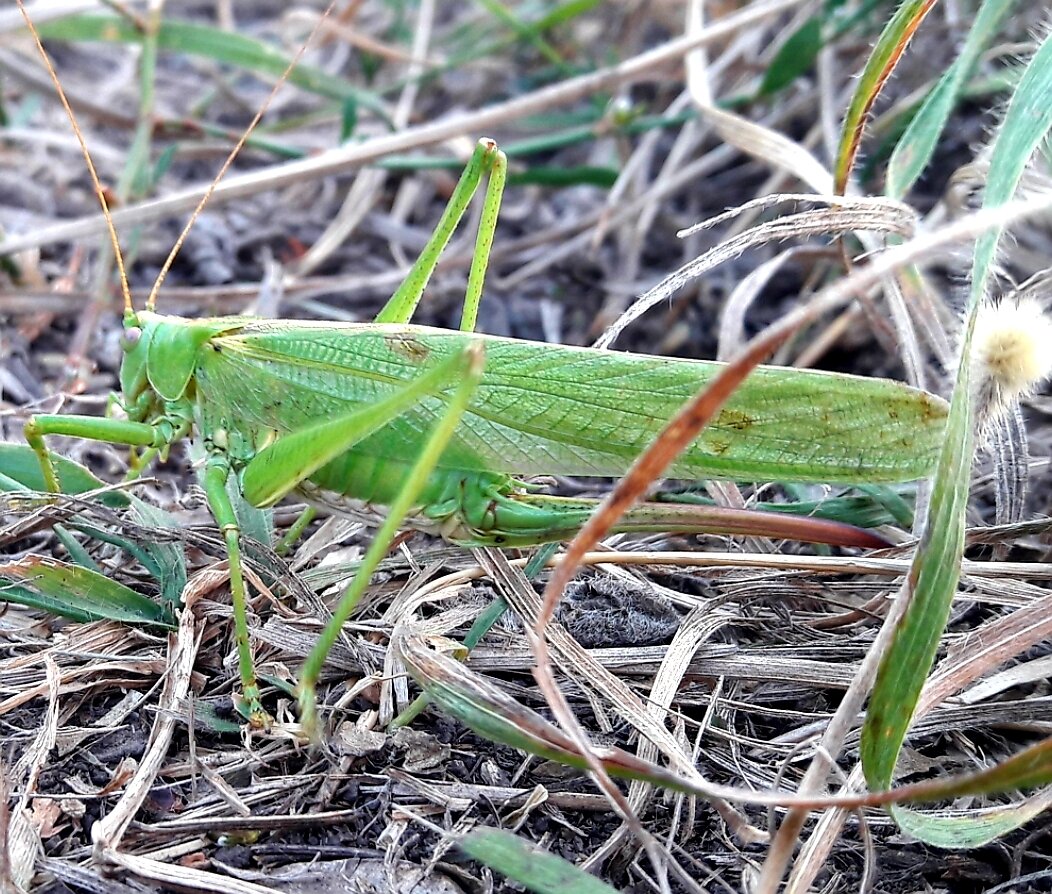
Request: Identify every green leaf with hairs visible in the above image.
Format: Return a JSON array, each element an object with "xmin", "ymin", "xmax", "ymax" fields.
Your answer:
[{"xmin": 0, "ymin": 556, "xmax": 172, "ymax": 626}]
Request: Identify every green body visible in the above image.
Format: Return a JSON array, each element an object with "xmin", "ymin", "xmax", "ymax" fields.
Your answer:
[{"xmin": 133, "ymin": 312, "xmax": 946, "ymax": 544}]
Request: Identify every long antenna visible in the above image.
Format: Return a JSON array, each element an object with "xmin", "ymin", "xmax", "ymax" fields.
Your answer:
[
  {"xmin": 145, "ymin": 2, "xmax": 340, "ymax": 312},
  {"xmin": 18, "ymin": 0, "xmax": 133, "ymax": 315}
]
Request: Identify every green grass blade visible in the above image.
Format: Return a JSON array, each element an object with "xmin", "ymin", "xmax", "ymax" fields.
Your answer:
[
  {"xmin": 472, "ymin": 0, "xmax": 567, "ymax": 68},
  {"xmin": 54, "ymin": 529, "xmax": 100, "ymax": 573},
  {"xmin": 885, "ymin": 0, "xmax": 1015, "ymax": 198},
  {"xmin": 892, "ymin": 801, "xmax": 1052, "ymax": 849},
  {"xmin": 862, "ymin": 27, "xmax": 1052, "ymax": 847},
  {"xmin": 894, "ymin": 739, "xmax": 1052, "ymax": 848},
  {"xmin": 64, "ymin": 519, "xmax": 161, "ymax": 580},
  {"xmin": 459, "ymin": 828, "xmax": 621, "ymax": 894},
  {"xmin": 0, "ymin": 445, "xmax": 186, "ymax": 608},
  {"xmin": 119, "ymin": 1, "xmax": 161, "ymax": 201},
  {"xmin": 0, "ymin": 445, "xmax": 185, "ymax": 598},
  {"xmin": 758, "ymin": 16, "xmax": 823, "ymax": 97},
  {"xmin": 0, "ymin": 580, "xmax": 105, "ymax": 625},
  {"xmin": 0, "ymin": 556, "xmax": 172, "ymax": 626},
  {"xmin": 834, "ymin": 0, "xmax": 938, "ymax": 193},
  {"xmin": 128, "ymin": 498, "xmax": 188, "ymax": 609},
  {"xmin": 893, "ymin": 737, "xmax": 1052, "ymax": 846},
  {"xmin": 890, "ymin": 738, "xmax": 1052, "ymax": 847},
  {"xmin": 509, "ymin": 165, "xmax": 618, "ymax": 188},
  {"xmin": 968, "ymin": 47, "xmax": 1052, "ymax": 307},
  {"xmin": 859, "ymin": 342, "xmax": 973, "ymax": 787},
  {"xmin": 532, "ymin": 0, "xmax": 604, "ymax": 31},
  {"xmin": 228, "ymin": 475, "xmax": 273, "ymax": 550}
]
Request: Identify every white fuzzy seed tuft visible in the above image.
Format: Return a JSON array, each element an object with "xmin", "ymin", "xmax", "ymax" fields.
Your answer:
[{"xmin": 973, "ymin": 297, "xmax": 1052, "ymax": 399}]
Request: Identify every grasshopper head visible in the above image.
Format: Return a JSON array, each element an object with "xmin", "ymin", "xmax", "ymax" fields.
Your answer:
[
  {"xmin": 117, "ymin": 310, "xmax": 205, "ymax": 421},
  {"xmin": 118, "ymin": 311, "xmax": 245, "ymax": 421},
  {"xmin": 119, "ymin": 310, "xmax": 156, "ymax": 423}
]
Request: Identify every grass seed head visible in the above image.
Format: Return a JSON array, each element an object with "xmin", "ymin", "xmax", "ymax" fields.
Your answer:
[{"xmin": 971, "ymin": 295, "xmax": 1052, "ymax": 433}]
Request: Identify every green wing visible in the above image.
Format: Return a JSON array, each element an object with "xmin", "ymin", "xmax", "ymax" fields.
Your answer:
[{"xmin": 195, "ymin": 321, "xmax": 947, "ymax": 485}]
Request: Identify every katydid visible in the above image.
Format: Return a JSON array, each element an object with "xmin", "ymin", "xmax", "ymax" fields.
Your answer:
[{"xmin": 11, "ymin": 17, "xmax": 949, "ymax": 730}]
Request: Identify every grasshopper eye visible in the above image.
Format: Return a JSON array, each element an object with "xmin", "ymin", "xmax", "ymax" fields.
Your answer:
[{"xmin": 121, "ymin": 327, "xmax": 142, "ymax": 351}]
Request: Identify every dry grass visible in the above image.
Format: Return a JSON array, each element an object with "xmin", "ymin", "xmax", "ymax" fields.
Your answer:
[{"xmin": 3, "ymin": 2, "xmax": 1052, "ymax": 893}]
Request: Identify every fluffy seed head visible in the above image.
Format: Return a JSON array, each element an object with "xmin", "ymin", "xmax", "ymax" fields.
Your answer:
[
  {"xmin": 973, "ymin": 297, "xmax": 1052, "ymax": 398},
  {"xmin": 971, "ymin": 296, "xmax": 1052, "ymax": 433}
]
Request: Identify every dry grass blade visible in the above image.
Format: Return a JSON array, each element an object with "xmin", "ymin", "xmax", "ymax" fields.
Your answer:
[
  {"xmin": 596, "ymin": 195, "xmax": 916, "ymax": 348},
  {"xmin": 90, "ymin": 565, "xmax": 211, "ymax": 858},
  {"xmin": 6, "ymin": 657, "xmax": 60, "ymax": 891}
]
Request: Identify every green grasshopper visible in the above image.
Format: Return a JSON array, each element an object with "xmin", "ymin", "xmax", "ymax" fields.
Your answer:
[{"xmin": 10, "ymin": 17, "xmax": 948, "ymax": 731}]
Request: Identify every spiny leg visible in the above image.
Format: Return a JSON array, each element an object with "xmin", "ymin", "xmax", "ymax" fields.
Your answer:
[
  {"xmin": 163, "ymin": 342, "xmax": 485, "ymax": 729},
  {"xmin": 226, "ymin": 341, "xmax": 485, "ymax": 731},
  {"xmin": 201, "ymin": 455, "xmax": 269, "ymax": 727},
  {"xmin": 373, "ymin": 138, "xmax": 507, "ymax": 332},
  {"xmin": 459, "ymin": 145, "xmax": 507, "ymax": 333},
  {"xmin": 296, "ymin": 342, "xmax": 487, "ymax": 738},
  {"xmin": 25, "ymin": 415, "xmax": 166, "ymax": 493}
]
